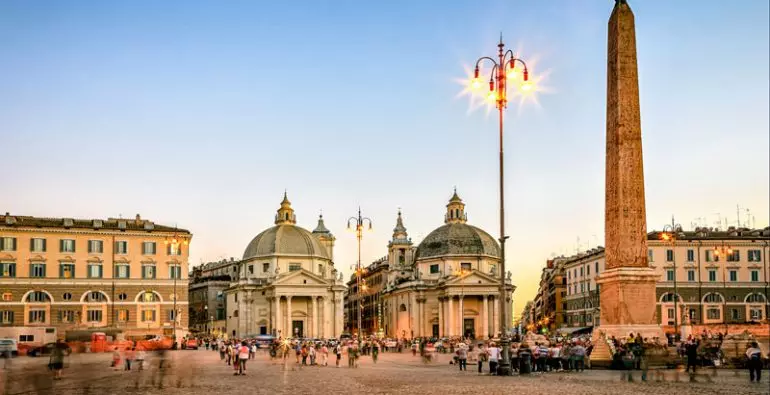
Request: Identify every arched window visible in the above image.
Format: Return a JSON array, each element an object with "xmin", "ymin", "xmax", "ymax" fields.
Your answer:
[
  {"xmin": 84, "ymin": 291, "xmax": 108, "ymax": 302},
  {"xmin": 746, "ymin": 293, "xmax": 767, "ymax": 303},
  {"xmin": 399, "ymin": 304, "xmax": 407, "ymax": 312},
  {"xmin": 233, "ymin": 310, "xmax": 239, "ymax": 318},
  {"xmin": 139, "ymin": 291, "xmax": 160, "ymax": 303},
  {"xmin": 25, "ymin": 291, "xmax": 51, "ymax": 303},
  {"xmin": 661, "ymin": 293, "xmax": 681, "ymax": 303},
  {"xmin": 703, "ymin": 293, "xmax": 724, "ymax": 303}
]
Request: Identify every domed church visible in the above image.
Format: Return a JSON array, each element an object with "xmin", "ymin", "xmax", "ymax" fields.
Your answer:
[
  {"xmin": 226, "ymin": 193, "xmax": 346, "ymax": 338},
  {"xmin": 381, "ymin": 190, "xmax": 515, "ymax": 340}
]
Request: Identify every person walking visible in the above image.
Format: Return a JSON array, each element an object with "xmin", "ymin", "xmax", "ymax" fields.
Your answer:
[
  {"xmin": 321, "ymin": 343, "xmax": 329, "ymax": 366},
  {"xmin": 684, "ymin": 337, "xmax": 699, "ymax": 374},
  {"xmin": 237, "ymin": 341, "xmax": 250, "ymax": 375},
  {"xmin": 456, "ymin": 343, "xmax": 468, "ymax": 371},
  {"xmin": 124, "ymin": 347, "xmax": 135, "ymax": 371},
  {"xmin": 371, "ymin": 341, "xmax": 379, "ymax": 364},
  {"xmin": 49, "ymin": 339, "xmax": 67, "ymax": 380},
  {"xmin": 487, "ymin": 342, "xmax": 500, "ymax": 376},
  {"xmin": 745, "ymin": 342, "xmax": 763, "ymax": 383},
  {"xmin": 309, "ymin": 344, "xmax": 316, "ymax": 366},
  {"xmin": 335, "ymin": 343, "xmax": 342, "ymax": 368},
  {"xmin": 477, "ymin": 344, "xmax": 488, "ymax": 374}
]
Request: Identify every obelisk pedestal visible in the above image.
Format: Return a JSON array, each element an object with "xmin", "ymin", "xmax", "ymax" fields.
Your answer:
[{"xmin": 591, "ymin": 0, "xmax": 664, "ymax": 367}]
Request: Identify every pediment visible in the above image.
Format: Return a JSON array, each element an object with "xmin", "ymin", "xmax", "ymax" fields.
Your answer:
[
  {"xmin": 273, "ymin": 269, "xmax": 329, "ymax": 286},
  {"xmin": 58, "ymin": 255, "xmax": 75, "ymax": 263},
  {"xmin": 0, "ymin": 253, "xmax": 15, "ymax": 261},
  {"xmin": 446, "ymin": 270, "xmax": 499, "ymax": 286},
  {"xmin": 141, "ymin": 258, "xmax": 158, "ymax": 265},
  {"xmin": 114, "ymin": 256, "xmax": 130, "ymax": 264},
  {"xmin": 86, "ymin": 256, "xmax": 104, "ymax": 263}
]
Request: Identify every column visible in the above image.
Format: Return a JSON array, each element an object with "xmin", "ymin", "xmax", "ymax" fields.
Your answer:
[
  {"xmin": 311, "ymin": 296, "xmax": 317, "ymax": 338},
  {"xmin": 409, "ymin": 293, "xmax": 417, "ymax": 338},
  {"xmin": 492, "ymin": 296, "xmax": 499, "ymax": 336},
  {"xmin": 482, "ymin": 295, "xmax": 489, "ymax": 339},
  {"xmin": 446, "ymin": 295, "xmax": 455, "ymax": 336},
  {"xmin": 275, "ymin": 296, "xmax": 282, "ymax": 336},
  {"xmin": 334, "ymin": 293, "xmax": 343, "ymax": 338},
  {"xmin": 319, "ymin": 297, "xmax": 326, "ymax": 338},
  {"xmin": 286, "ymin": 295, "xmax": 293, "ymax": 337},
  {"xmin": 438, "ymin": 298, "xmax": 444, "ymax": 337},
  {"xmin": 458, "ymin": 295, "xmax": 464, "ymax": 337}
]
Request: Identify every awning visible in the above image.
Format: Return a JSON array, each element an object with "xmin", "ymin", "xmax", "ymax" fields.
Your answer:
[{"xmin": 556, "ymin": 326, "xmax": 592, "ymax": 335}]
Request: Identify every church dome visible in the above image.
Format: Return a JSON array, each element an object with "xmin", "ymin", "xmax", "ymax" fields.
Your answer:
[
  {"xmin": 414, "ymin": 189, "xmax": 500, "ymax": 260},
  {"xmin": 242, "ymin": 192, "xmax": 329, "ymax": 261},
  {"xmin": 415, "ymin": 223, "xmax": 500, "ymax": 260},
  {"xmin": 242, "ymin": 224, "xmax": 329, "ymax": 260}
]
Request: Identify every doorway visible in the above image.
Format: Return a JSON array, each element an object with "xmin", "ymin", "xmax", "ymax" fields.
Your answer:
[
  {"xmin": 463, "ymin": 318, "xmax": 475, "ymax": 339},
  {"xmin": 432, "ymin": 324, "xmax": 439, "ymax": 338},
  {"xmin": 292, "ymin": 320, "xmax": 304, "ymax": 338}
]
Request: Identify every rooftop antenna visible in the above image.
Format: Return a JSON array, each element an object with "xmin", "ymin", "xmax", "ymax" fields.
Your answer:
[
  {"xmin": 736, "ymin": 204, "xmax": 742, "ymax": 227},
  {"xmin": 713, "ymin": 213, "xmax": 722, "ymax": 230}
]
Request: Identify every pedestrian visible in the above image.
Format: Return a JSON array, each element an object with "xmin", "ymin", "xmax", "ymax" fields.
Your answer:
[
  {"xmin": 124, "ymin": 347, "xmax": 135, "ymax": 371},
  {"xmin": 684, "ymin": 337, "xmax": 699, "ymax": 373},
  {"xmin": 321, "ymin": 343, "xmax": 329, "ymax": 366},
  {"xmin": 572, "ymin": 341, "xmax": 586, "ymax": 372},
  {"xmin": 477, "ymin": 343, "xmax": 488, "ymax": 374},
  {"xmin": 219, "ymin": 342, "xmax": 226, "ymax": 361},
  {"xmin": 372, "ymin": 341, "xmax": 379, "ymax": 364},
  {"xmin": 309, "ymin": 344, "xmax": 316, "ymax": 366},
  {"xmin": 301, "ymin": 343, "xmax": 309, "ymax": 365},
  {"xmin": 136, "ymin": 347, "xmax": 146, "ymax": 371},
  {"xmin": 250, "ymin": 343, "xmax": 256, "ymax": 360},
  {"xmin": 456, "ymin": 343, "xmax": 468, "ymax": 371},
  {"xmin": 745, "ymin": 342, "xmax": 763, "ymax": 383},
  {"xmin": 48, "ymin": 339, "xmax": 66, "ymax": 380},
  {"xmin": 335, "ymin": 343, "xmax": 342, "ymax": 368},
  {"xmin": 238, "ymin": 341, "xmax": 250, "ymax": 375},
  {"xmin": 487, "ymin": 342, "xmax": 500, "ymax": 375},
  {"xmin": 111, "ymin": 347, "xmax": 122, "ymax": 371}
]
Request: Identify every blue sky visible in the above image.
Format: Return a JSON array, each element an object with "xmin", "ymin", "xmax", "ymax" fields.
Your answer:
[{"xmin": 1, "ymin": 0, "xmax": 768, "ymax": 312}]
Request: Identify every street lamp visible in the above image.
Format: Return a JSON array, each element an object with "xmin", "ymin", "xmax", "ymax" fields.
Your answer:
[
  {"xmin": 660, "ymin": 219, "xmax": 682, "ymax": 338},
  {"xmin": 713, "ymin": 242, "xmax": 733, "ymax": 335},
  {"xmin": 347, "ymin": 208, "xmax": 372, "ymax": 342},
  {"xmin": 164, "ymin": 230, "xmax": 188, "ymax": 345},
  {"xmin": 469, "ymin": 34, "xmax": 531, "ymax": 376}
]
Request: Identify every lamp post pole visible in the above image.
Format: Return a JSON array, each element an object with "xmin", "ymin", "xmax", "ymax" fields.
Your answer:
[
  {"xmin": 164, "ymin": 230, "xmax": 188, "ymax": 346},
  {"xmin": 471, "ymin": 35, "xmax": 531, "ymax": 376},
  {"xmin": 348, "ymin": 208, "xmax": 372, "ymax": 342},
  {"xmin": 713, "ymin": 242, "xmax": 733, "ymax": 336}
]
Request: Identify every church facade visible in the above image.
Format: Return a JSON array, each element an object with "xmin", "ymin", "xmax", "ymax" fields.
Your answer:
[
  {"xmin": 380, "ymin": 191, "xmax": 515, "ymax": 340},
  {"xmin": 225, "ymin": 194, "xmax": 346, "ymax": 339}
]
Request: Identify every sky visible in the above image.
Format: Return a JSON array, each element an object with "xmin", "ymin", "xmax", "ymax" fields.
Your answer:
[{"xmin": 1, "ymin": 0, "xmax": 768, "ymax": 316}]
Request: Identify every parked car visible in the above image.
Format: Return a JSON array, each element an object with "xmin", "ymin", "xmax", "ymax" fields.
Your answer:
[
  {"xmin": 28, "ymin": 342, "xmax": 72, "ymax": 357},
  {"xmin": 185, "ymin": 338, "xmax": 198, "ymax": 350},
  {"xmin": 0, "ymin": 338, "xmax": 18, "ymax": 357}
]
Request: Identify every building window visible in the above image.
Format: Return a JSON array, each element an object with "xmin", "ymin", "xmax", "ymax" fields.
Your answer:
[
  {"xmin": 728, "ymin": 270, "xmax": 737, "ymax": 282},
  {"xmin": 85, "ymin": 291, "xmax": 106, "ymax": 302},
  {"xmin": 62, "ymin": 292, "xmax": 72, "ymax": 301},
  {"xmin": 746, "ymin": 293, "xmax": 765, "ymax": 303},
  {"xmin": 686, "ymin": 249, "xmax": 694, "ymax": 262},
  {"xmin": 2, "ymin": 293, "xmax": 11, "ymax": 302},
  {"xmin": 19, "ymin": 335, "xmax": 34, "ymax": 342},
  {"xmin": 117, "ymin": 293, "xmax": 127, "ymax": 301},
  {"xmin": 88, "ymin": 240, "xmax": 103, "ymax": 254},
  {"xmin": 666, "ymin": 269, "xmax": 674, "ymax": 281},
  {"xmin": 142, "ymin": 264, "xmax": 156, "ymax": 279},
  {"xmin": 88, "ymin": 264, "xmax": 103, "ymax": 278},
  {"xmin": 708, "ymin": 270, "xmax": 717, "ymax": 282},
  {"xmin": 706, "ymin": 308, "xmax": 720, "ymax": 320},
  {"xmin": 115, "ymin": 241, "xmax": 128, "ymax": 255},
  {"xmin": 168, "ymin": 309, "xmax": 177, "ymax": 321},
  {"xmin": 289, "ymin": 263, "xmax": 301, "ymax": 272},
  {"xmin": 705, "ymin": 250, "xmax": 713, "ymax": 262},
  {"xmin": 59, "ymin": 310, "xmax": 75, "ymax": 323},
  {"xmin": 704, "ymin": 293, "xmax": 723, "ymax": 303},
  {"xmin": 580, "ymin": 267, "xmax": 584, "ymax": 277},
  {"xmin": 169, "ymin": 265, "xmax": 182, "ymax": 279},
  {"xmin": 59, "ymin": 263, "xmax": 75, "ymax": 279},
  {"xmin": 667, "ymin": 308, "xmax": 674, "ymax": 323},
  {"xmin": 262, "ymin": 263, "xmax": 269, "ymax": 273},
  {"xmin": 216, "ymin": 308, "xmax": 225, "ymax": 320},
  {"xmin": 60, "ymin": 239, "xmax": 75, "ymax": 253},
  {"xmin": 727, "ymin": 250, "xmax": 740, "ymax": 262},
  {"xmin": 748, "ymin": 250, "xmax": 761, "ymax": 262},
  {"xmin": 430, "ymin": 264, "xmax": 439, "ymax": 274},
  {"xmin": 30, "ymin": 238, "xmax": 46, "ymax": 252},
  {"xmin": 661, "ymin": 293, "xmax": 679, "ymax": 303},
  {"xmin": 687, "ymin": 270, "xmax": 695, "ymax": 282},
  {"xmin": 460, "ymin": 262, "xmax": 471, "ymax": 271},
  {"xmin": 86, "ymin": 310, "xmax": 102, "ymax": 322},
  {"xmin": 586, "ymin": 265, "xmax": 590, "ymax": 276},
  {"xmin": 0, "ymin": 262, "xmax": 16, "ymax": 277},
  {"xmin": 115, "ymin": 264, "xmax": 130, "ymax": 278},
  {"xmin": 580, "ymin": 283, "xmax": 585, "ymax": 293},
  {"xmin": 0, "ymin": 311, "xmax": 14, "ymax": 324},
  {"xmin": 665, "ymin": 249, "xmax": 674, "ymax": 262},
  {"xmin": 1, "ymin": 237, "xmax": 17, "ymax": 251},
  {"xmin": 730, "ymin": 309, "xmax": 739, "ymax": 320},
  {"xmin": 142, "ymin": 242, "xmax": 157, "ymax": 255},
  {"xmin": 30, "ymin": 263, "xmax": 46, "ymax": 278},
  {"xmin": 28, "ymin": 310, "xmax": 46, "ymax": 323},
  {"xmin": 166, "ymin": 244, "xmax": 182, "ymax": 256},
  {"xmin": 751, "ymin": 270, "xmax": 759, "ymax": 282},
  {"xmin": 141, "ymin": 292, "xmax": 159, "ymax": 303},
  {"xmin": 248, "ymin": 265, "xmax": 254, "ymax": 275},
  {"xmin": 117, "ymin": 309, "xmax": 129, "ymax": 322},
  {"xmin": 749, "ymin": 308, "xmax": 763, "ymax": 321},
  {"xmin": 647, "ymin": 249, "xmax": 653, "ymax": 262},
  {"xmin": 142, "ymin": 309, "xmax": 156, "ymax": 322}
]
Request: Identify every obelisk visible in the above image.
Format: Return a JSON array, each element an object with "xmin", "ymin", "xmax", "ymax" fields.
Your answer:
[{"xmin": 592, "ymin": 0, "xmax": 663, "ymax": 365}]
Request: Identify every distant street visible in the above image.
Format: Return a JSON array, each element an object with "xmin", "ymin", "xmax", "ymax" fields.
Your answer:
[{"xmin": 1, "ymin": 349, "xmax": 768, "ymax": 395}]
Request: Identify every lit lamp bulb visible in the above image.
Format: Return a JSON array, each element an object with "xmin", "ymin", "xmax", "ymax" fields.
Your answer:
[
  {"xmin": 507, "ymin": 69, "xmax": 520, "ymax": 80},
  {"xmin": 486, "ymin": 91, "xmax": 497, "ymax": 102},
  {"xmin": 520, "ymin": 81, "xmax": 533, "ymax": 92},
  {"xmin": 470, "ymin": 78, "xmax": 482, "ymax": 91}
]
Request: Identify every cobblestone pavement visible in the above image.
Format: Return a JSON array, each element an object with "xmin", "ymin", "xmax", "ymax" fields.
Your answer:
[{"xmin": 1, "ymin": 350, "xmax": 768, "ymax": 395}]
